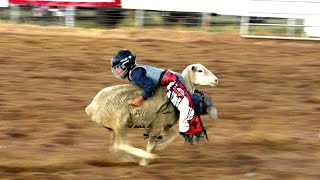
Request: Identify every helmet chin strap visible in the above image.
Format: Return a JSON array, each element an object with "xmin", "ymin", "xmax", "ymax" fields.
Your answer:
[{"xmin": 127, "ymin": 69, "xmax": 133, "ymax": 81}]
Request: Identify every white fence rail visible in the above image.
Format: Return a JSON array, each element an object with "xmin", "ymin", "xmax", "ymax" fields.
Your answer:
[{"xmin": 240, "ymin": 0, "xmax": 320, "ymax": 40}]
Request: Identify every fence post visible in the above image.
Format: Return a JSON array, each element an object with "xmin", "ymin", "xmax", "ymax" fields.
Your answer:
[
  {"xmin": 287, "ymin": 18, "xmax": 296, "ymax": 36},
  {"xmin": 135, "ymin": 10, "xmax": 144, "ymax": 27},
  {"xmin": 10, "ymin": 4, "xmax": 20, "ymax": 23},
  {"xmin": 240, "ymin": 16, "xmax": 249, "ymax": 35},
  {"xmin": 65, "ymin": 6, "xmax": 75, "ymax": 27},
  {"xmin": 202, "ymin": 13, "xmax": 211, "ymax": 30}
]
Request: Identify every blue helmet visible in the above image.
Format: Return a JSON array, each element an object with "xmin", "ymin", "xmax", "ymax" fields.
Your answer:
[{"xmin": 111, "ymin": 49, "xmax": 136, "ymax": 79}]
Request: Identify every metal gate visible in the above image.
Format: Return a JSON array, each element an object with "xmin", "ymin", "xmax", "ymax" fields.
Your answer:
[{"xmin": 240, "ymin": 0, "xmax": 320, "ymax": 40}]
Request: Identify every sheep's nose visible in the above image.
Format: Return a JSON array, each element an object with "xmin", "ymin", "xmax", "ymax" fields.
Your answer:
[{"xmin": 215, "ymin": 78, "xmax": 218, "ymax": 84}]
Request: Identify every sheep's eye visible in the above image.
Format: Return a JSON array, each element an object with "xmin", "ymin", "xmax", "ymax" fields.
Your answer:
[{"xmin": 198, "ymin": 70, "xmax": 203, "ymax": 73}]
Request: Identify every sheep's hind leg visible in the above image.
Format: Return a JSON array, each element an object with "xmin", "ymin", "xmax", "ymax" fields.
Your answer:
[
  {"xmin": 139, "ymin": 136, "xmax": 157, "ymax": 166},
  {"xmin": 113, "ymin": 129, "xmax": 157, "ymax": 160},
  {"xmin": 108, "ymin": 129, "xmax": 136, "ymax": 163}
]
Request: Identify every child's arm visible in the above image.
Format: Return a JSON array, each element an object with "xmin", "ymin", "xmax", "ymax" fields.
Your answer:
[{"xmin": 131, "ymin": 68, "xmax": 156, "ymax": 107}]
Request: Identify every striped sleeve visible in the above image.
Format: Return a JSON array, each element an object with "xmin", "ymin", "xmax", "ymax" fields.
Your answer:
[{"xmin": 131, "ymin": 67, "xmax": 157, "ymax": 100}]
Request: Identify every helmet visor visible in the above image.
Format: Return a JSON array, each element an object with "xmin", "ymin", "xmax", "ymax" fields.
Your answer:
[{"xmin": 112, "ymin": 65, "xmax": 129, "ymax": 79}]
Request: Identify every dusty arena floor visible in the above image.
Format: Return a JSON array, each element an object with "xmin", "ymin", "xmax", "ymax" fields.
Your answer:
[{"xmin": 0, "ymin": 24, "xmax": 319, "ymax": 179}]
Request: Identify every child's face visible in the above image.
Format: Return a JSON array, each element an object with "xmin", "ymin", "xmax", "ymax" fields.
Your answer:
[{"xmin": 115, "ymin": 66, "xmax": 128, "ymax": 78}]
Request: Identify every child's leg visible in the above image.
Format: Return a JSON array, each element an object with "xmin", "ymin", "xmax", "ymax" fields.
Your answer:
[
  {"xmin": 161, "ymin": 70, "xmax": 202, "ymax": 134},
  {"xmin": 166, "ymin": 81, "xmax": 196, "ymax": 133}
]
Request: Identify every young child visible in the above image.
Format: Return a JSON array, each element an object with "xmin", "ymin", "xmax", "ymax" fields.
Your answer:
[{"xmin": 111, "ymin": 49, "xmax": 205, "ymax": 136}]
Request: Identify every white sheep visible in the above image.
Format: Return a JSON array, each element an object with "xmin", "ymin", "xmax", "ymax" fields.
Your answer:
[{"xmin": 85, "ymin": 64, "xmax": 218, "ymax": 165}]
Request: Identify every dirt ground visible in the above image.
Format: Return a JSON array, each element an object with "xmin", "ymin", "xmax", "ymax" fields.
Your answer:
[{"xmin": 0, "ymin": 24, "xmax": 319, "ymax": 180}]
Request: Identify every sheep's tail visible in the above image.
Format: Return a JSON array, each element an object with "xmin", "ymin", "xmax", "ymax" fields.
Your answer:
[{"xmin": 85, "ymin": 103, "xmax": 92, "ymax": 117}]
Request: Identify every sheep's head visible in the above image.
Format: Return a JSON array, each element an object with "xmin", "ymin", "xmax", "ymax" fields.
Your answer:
[{"xmin": 186, "ymin": 64, "xmax": 218, "ymax": 87}]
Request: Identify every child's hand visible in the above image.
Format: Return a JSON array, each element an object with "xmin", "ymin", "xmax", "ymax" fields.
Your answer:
[{"xmin": 132, "ymin": 96, "xmax": 145, "ymax": 107}]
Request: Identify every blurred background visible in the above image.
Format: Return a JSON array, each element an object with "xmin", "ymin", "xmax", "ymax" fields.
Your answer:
[
  {"xmin": 1, "ymin": 0, "xmax": 320, "ymax": 39},
  {"xmin": 0, "ymin": 0, "xmax": 320, "ymax": 179}
]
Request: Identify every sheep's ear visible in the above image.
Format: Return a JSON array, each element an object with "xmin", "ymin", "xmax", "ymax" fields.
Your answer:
[{"xmin": 191, "ymin": 66, "xmax": 196, "ymax": 71}]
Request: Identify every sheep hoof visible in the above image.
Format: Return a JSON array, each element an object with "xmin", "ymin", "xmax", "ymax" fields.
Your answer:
[
  {"xmin": 139, "ymin": 156, "xmax": 156, "ymax": 166},
  {"xmin": 149, "ymin": 153, "xmax": 158, "ymax": 159},
  {"xmin": 139, "ymin": 159, "xmax": 149, "ymax": 166},
  {"xmin": 144, "ymin": 153, "xmax": 157, "ymax": 160}
]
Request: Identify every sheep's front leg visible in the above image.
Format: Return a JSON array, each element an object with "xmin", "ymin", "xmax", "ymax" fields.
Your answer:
[
  {"xmin": 139, "ymin": 136, "xmax": 157, "ymax": 166},
  {"xmin": 117, "ymin": 143, "xmax": 157, "ymax": 160},
  {"xmin": 153, "ymin": 128, "xmax": 178, "ymax": 151}
]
